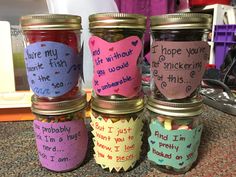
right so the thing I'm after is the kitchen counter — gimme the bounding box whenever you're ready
[0,105,235,177]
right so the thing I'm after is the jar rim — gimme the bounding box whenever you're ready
[89,12,146,29]
[20,14,82,30]
[91,96,144,114]
[150,13,212,30]
[31,92,87,115]
[146,96,203,117]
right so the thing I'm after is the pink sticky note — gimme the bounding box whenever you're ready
[33,119,88,172]
[151,41,210,99]
[89,36,142,98]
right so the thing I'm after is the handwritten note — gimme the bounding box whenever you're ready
[151,41,210,99]
[90,115,143,172]
[89,36,142,98]
[33,120,88,171]
[148,120,203,169]
[24,41,82,97]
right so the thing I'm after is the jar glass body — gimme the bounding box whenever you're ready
[90,28,145,100]
[33,108,88,172]
[90,109,144,172]
[150,29,209,101]
[146,109,203,174]
[22,29,82,101]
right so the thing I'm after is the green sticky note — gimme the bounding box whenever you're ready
[147,120,203,169]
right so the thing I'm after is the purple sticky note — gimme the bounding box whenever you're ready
[24,41,82,97]
[33,119,88,172]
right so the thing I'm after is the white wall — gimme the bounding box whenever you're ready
[0,0,48,25]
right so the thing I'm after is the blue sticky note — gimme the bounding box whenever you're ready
[24,41,82,97]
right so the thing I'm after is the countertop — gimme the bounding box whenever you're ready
[0,105,235,177]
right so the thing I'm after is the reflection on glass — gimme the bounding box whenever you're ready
[11,25,29,91]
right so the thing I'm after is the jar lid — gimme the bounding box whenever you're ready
[150,13,212,30]
[146,97,203,117]
[20,14,82,30]
[31,92,87,115]
[89,13,146,29]
[91,96,144,114]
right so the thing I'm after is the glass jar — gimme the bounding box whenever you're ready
[31,92,88,172]
[90,96,144,172]
[146,96,203,174]
[89,13,146,100]
[150,13,212,101]
[20,14,83,101]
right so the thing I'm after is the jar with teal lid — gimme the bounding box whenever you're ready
[146,96,203,174]
[150,13,212,101]
[90,96,145,172]
[89,13,146,100]
[31,92,88,172]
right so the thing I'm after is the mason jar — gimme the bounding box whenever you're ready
[90,96,144,172]
[31,92,88,172]
[89,13,146,100]
[150,13,212,101]
[20,14,83,101]
[146,96,203,174]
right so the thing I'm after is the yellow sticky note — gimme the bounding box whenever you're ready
[90,114,143,172]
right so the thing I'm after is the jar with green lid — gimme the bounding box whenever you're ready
[90,96,144,172]
[146,96,203,174]
[20,14,83,101]
[150,13,212,101]
[31,92,88,172]
[89,13,146,100]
